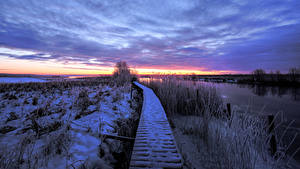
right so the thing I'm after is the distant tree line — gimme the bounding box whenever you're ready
[252,67,300,83]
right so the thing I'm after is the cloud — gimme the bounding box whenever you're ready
[0,0,300,73]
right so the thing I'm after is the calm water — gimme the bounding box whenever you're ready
[209,82,300,122]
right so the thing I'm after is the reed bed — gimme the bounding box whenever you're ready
[142,78,223,117]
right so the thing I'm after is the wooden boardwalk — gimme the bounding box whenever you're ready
[130,82,183,169]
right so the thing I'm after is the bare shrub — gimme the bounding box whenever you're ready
[113,61,134,86]
[75,89,91,111]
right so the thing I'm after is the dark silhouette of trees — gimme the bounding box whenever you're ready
[288,67,299,82]
[250,68,299,84]
[246,68,299,85]
[270,70,275,82]
[275,70,281,82]
[252,69,266,82]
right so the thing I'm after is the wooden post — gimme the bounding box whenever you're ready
[226,103,231,118]
[268,115,277,157]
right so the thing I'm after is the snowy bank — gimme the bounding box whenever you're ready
[0,77,46,83]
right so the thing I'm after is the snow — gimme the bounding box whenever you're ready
[0,77,46,83]
[0,82,134,168]
[69,131,101,164]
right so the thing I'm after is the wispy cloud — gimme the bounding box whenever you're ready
[0,0,300,73]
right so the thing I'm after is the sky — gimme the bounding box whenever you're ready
[0,0,300,75]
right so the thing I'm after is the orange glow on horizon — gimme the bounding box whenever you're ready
[0,55,113,75]
[0,56,240,75]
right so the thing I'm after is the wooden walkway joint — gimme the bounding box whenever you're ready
[130,82,183,169]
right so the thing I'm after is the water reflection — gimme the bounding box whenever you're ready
[237,84,300,101]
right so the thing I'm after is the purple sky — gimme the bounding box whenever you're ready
[0,0,300,74]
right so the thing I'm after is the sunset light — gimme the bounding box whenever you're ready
[0,1,300,168]
[1,0,299,75]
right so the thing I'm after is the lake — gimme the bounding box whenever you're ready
[209,82,300,122]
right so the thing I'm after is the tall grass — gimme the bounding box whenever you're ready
[0,124,71,169]
[143,78,223,117]
[142,78,295,169]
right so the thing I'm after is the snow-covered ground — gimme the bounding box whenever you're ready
[0,82,135,168]
[0,77,46,83]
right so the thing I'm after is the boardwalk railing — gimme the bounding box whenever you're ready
[129,82,183,169]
